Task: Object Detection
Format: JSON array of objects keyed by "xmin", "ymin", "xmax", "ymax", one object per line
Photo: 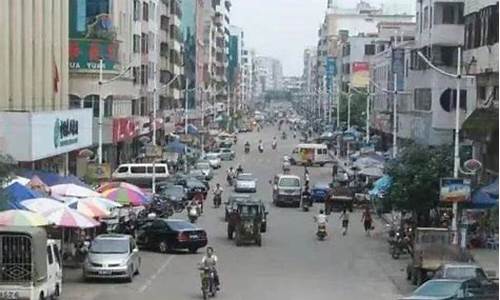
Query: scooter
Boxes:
[
  {"xmin": 316, "ymin": 224, "xmax": 327, "ymax": 240},
  {"xmin": 244, "ymin": 145, "xmax": 250, "ymax": 154},
  {"xmin": 188, "ymin": 205, "xmax": 199, "ymax": 223},
  {"xmin": 301, "ymin": 194, "xmax": 312, "ymax": 212}
]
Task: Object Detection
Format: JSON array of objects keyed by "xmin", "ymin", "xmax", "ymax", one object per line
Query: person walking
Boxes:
[
  {"xmin": 339, "ymin": 208, "xmax": 350, "ymax": 236},
  {"xmin": 361, "ymin": 206, "xmax": 373, "ymax": 236}
]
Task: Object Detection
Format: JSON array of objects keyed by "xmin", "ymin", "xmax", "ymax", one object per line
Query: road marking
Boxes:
[{"xmin": 138, "ymin": 255, "xmax": 175, "ymax": 293}]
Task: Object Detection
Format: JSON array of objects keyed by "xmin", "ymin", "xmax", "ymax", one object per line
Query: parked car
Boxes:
[
  {"xmin": 234, "ymin": 173, "xmax": 257, "ymax": 193},
  {"xmin": 203, "ymin": 153, "xmax": 222, "ymax": 169},
  {"xmin": 218, "ymin": 148, "xmax": 235, "ymax": 161},
  {"xmin": 195, "ymin": 161, "xmax": 214, "ymax": 180},
  {"xmin": 310, "ymin": 182, "xmax": 331, "ymax": 202},
  {"xmin": 161, "ymin": 175, "xmax": 208, "ymax": 199},
  {"xmin": 83, "ymin": 234, "xmax": 141, "ymax": 282},
  {"xmin": 136, "ymin": 219, "xmax": 207, "ymax": 253},
  {"xmin": 433, "ymin": 263, "xmax": 498, "ymax": 289},
  {"xmin": 399, "ymin": 278, "xmax": 498, "ymax": 300}
]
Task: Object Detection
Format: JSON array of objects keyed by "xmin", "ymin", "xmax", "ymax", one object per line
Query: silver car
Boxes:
[
  {"xmin": 234, "ymin": 173, "xmax": 257, "ymax": 193},
  {"xmin": 83, "ymin": 234, "xmax": 141, "ymax": 282},
  {"xmin": 218, "ymin": 148, "xmax": 235, "ymax": 161},
  {"xmin": 203, "ymin": 153, "xmax": 222, "ymax": 169},
  {"xmin": 195, "ymin": 161, "xmax": 214, "ymax": 180}
]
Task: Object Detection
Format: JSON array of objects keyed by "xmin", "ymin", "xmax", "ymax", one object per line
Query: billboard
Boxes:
[
  {"xmin": 440, "ymin": 178, "xmax": 472, "ymax": 203},
  {"xmin": 69, "ymin": 39, "xmax": 119, "ymax": 71},
  {"xmin": 325, "ymin": 57, "xmax": 337, "ymax": 93},
  {"xmin": 392, "ymin": 48, "xmax": 405, "ymax": 91},
  {"xmin": 351, "ymin": 62, "xmax": 369, "ymax": 88}
]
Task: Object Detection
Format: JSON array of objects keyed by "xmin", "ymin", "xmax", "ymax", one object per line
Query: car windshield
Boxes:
[
  {"xmin": 239, "ymin": 205, "xmax": 259, "ymax": 217},
  {"xmin": 166, "ymin": 220, "xmax": 197, "ymax": 231},
  {"xmin": 197, "ymin": 163, "xmax": 210, "ymax": 169},
  {"xmin": 206, "ymin": 154, "xmax": 218, "ymax": 159},
  {"xmin": 163, "ymin": 186, "xmax": 184, "ymax": 196},
  {"xmin": 279, "ymin": 177, "xmax": 300, "ymax": 187},
  {"xmin": 90, "ymin": 239, "xmax": 129, "ymax": 254},
  {"xmin": 446, "ymin": 267, "xmax": 483, "ymax": 279},
  {"xmin": 238, "ymin": 174, "xmax": 254, "ymax": 181},
  {"xmin": 413, "ymin": 281, "xmax": 462, "ymax": 297}
]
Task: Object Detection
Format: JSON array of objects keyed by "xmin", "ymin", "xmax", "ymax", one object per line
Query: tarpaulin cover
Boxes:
[
  {"xmin": 369, "ymin": 175, "xmax": 393, "ymax": 198},
  {"xmin": 18, "ymin": 170, "xmax": 88, "ymax": 187},
  {"xmin": 2, "ymin": 182, "xmax": 43, "ymax": 210},
  {"xmin": 471, "ymin": 178, "xmax": 498, "ymax": 209}
]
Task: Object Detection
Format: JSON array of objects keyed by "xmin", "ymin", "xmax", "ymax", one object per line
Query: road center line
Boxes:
[{"xmin": 138, "ymin": 255, "xmax": 175, "ymax": 293}]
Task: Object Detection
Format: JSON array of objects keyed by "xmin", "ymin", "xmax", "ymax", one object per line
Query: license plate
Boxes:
[
  {"xmin": 190, "ymin": 234, "xmax": 198, "ymax": 239},
  {"xmin": 0, "ymin": 291, "xmax": 18, "ymax": 300},
  {"xmin": 98, "ymin": 270, "xmax": 112, "ymax": 275}
]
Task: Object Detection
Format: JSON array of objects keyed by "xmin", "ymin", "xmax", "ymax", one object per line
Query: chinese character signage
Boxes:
[
  {"xmin": 325, "ymin": 57, "xmax": 336, "ymax": 92},
  {"xmin": 351, "ymin": 62, "xmax": 369, "ymax": 88},
  {"xmin": 69, "ymin": 39, "xmax": 119, "ymax": 71},
  {"xmin": 392, "ymin": 48, "xmax": 405, "ymax": 91}
]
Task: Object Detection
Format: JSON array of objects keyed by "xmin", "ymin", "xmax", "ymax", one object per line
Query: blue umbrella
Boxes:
[
  {"xmin": 2, "ymin": 182, "xmax": 43, "ymax": 210},
  {"xmin": 187, "ymin": 124, "xmax": 198, "ymax": 134},
  {"xmin": 471, "ymin": 178, "xmax": 498, "ymax": 209},
  {"xmin": 18, "ymin": 170, "xmax": 88, "ymax": 187},
  {"xmin": 369, "ymin": 175, "xmax": 393, "ymax": 199},
  {"xmin": 166, "ymin": 141, "xmax": 186, "ymax": 154}
]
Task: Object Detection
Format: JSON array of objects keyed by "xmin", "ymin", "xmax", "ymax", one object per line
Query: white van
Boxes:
[
  {"xmin": 0, "ymin": 227, "xmax": 62, "ymax": 300},
  {"xmin": 290, "ymin": 143, "xmax": 330, "ymax": 166},
  {"xmin": 112, "ymin": 163, "xmax": 170, "ymax": 188}
]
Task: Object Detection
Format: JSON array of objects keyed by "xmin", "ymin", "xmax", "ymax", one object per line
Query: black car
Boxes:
[
  {"xmin": 136, "ymin": 219, "xmax": 208, "ymax": 253},
  {"xmin": 158, "ymin": 184, "xmax": 188, "ymax": 212},
  {"xmin": 162, "ymin": 175, "xmax": 208, "ymax": 199}
]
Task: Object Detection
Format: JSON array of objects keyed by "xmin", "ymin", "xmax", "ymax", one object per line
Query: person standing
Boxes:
[
  {"xmin": 361, "ymin": 206, "xmax": 373, "ymax": 236},
  {"xmin": 339, "ymin": 208, "xmax": 350, "ymax": 236}
]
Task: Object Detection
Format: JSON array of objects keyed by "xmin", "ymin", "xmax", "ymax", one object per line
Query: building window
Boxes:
[
  {"xmin": 423, "ymin": 6, "xmax": 429, "ymax": 28},
  {"xmin": 430, "ymin": 7, "xmax": 433, "ymax": 28},
  {"xmin": 440, "ymin": 89, "xmax": 467, "ymax": 112},
  {"xmin": 133, "ymin": 0, "xmax": 140, "ymax": 21},
  {"xmin": 69, "ymin": 95, "xmax": 82, "ymax": 109},
  {"xmin": 132, "ymin": 67, "xmax": 139, "ymax": 84},
  {"xmin": 160, "ymin": 42, "xmax": 169, "ymax": 57},
  {"xmin": 417, "ymin": 12, "xmax": 421, "ymax": 33},
  {"xmin": 414, "ymin": 88, "xmax": 432, "ymax": 111},
  {"xmin": 150, "ymin": 2, "xmax": 155, "ymax": 22},
  {"xmin": 161, "ymin": 15, "xmax": 169, "ymax": 31},
  {"xmin": 140, "ymin": 97, "xmax": 147, "ymax": 116},
  {"xmin": 84, "ymin": 95, "xmax": 100, "ymax": 117},
  {"xmin": 141, "ymin": 33, "xmax": 148, "ymax": 54},
  {"xmin": 149, "ymin": 32, "xmax": 155, "ymax": 51},
  {"xmin": 143, "ymin": 2, "xmax": 149, "ymax": 21},
  {"xmin": 104, "ymin": 96, "xmax": 113, "ymax": 117},
  {"xmin": 364, "ymin": 44, "xmax": 375, "ymax": 55},
  {"xmin": 132, "ymin": 99, "xmax": 138, "ymax": 115},
  {"xmin": 133, "ymin": 34, "xmax": 140, "ymax": 53}
]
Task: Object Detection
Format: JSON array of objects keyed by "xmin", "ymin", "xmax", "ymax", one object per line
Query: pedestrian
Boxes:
[
  {"xmin": 339, "ymin": 208, "xmax": 350, "ymax": 236},
  {"xmin": 361, "ymin": 206, "xmax": 373, "ymax": 236}
]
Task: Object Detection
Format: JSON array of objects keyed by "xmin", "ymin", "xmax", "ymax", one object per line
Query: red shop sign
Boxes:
[{"xmin": 113, "ymin": 118, "xmax": 138, "ymax": 143}]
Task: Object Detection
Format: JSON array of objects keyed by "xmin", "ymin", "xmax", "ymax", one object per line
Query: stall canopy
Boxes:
[
  {"xmin": 166, "ymin": 140, "xmax": 186, "ymax": 154},
  {"xmin": 2, "ymin": 182, "xmax": 43, "ymax": 210},
  {"xmin": 471, "ymin": 178, "xmax": 498, "ymax": 209},
  {"xmin": 18, "ymin": 170, "xmax": 88, "ymax": 187},
  {"xmin": 187, "ymin": 124, "xmax": 198, "ymax": 134},
  {"xmin": 368, "ymin": 175, "xmax": 393, "ymax": 198}
]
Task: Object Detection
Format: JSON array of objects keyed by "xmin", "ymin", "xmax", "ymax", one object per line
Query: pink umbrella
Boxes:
[
  {"xmin": 43, "ymin": 207, "xmax": 99, "ymax": 228},
  {"xmin": 51, "ymin": 184, "xmax": 100, "ymax": 198},
  {"xmin": 20, "ymin": 198, "xmax": 65, "ymax": 214},
  {"xmin": 101, "ymin": 187, "xmax": 149, "ymax": 206},
  {"xmin": 96, "ymin": 182, "xmax": 145, "ymax": 196},
  {"xmin": 66, "ymin": 199, "xmax": 110, "ymax": 218}
]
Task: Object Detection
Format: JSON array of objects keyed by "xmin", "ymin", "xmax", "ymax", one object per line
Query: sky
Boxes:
[{"xmin": 231, "ymin": 0, "xmax": 416, "ymax": 77}]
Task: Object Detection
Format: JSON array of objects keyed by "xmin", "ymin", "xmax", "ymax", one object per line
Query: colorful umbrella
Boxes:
[
  {"xmin": 20, "ymin": 198, "xmax": 65, "ymax": 214},
  {"xmin": 50, "ymin": 184, "xmax": 100, "ymax": 198},
  {"xmin": 66, "ymin": 199, "xmax": 110, "ymax": 218},
  {"xmin": 101, "ymin": 187, "xmax": 149, "ymax": 206},
  {"xmin": 82, "ymin": 197, "xmax": 123, "ymax": 209},
  {"xmin": 96, "ymin": 182, "xmax": 145, "ymax": 196},
  {"xmin": 0, "ymin": 210, "xmax": 50, "ymax": 226},
  {"xmin": 43, "ymin": 207, "xmax": 99, "ymax": 228}
]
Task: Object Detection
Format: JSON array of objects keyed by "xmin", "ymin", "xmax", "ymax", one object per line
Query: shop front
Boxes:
[{"xmin": 0, "ymin": 109, "xmax": 93, "ymax": 175}]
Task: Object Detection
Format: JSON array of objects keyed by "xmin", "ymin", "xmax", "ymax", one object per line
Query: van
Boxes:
[
  {"xmin": 290, "ymin": 143, "xmax": 330, "ymax": 166},
  {"xmin": 272, "ymin": 174, "xmax": 302, "ymax": 207},
  {"xmin": 0, "ymin": 227, "xmax": 62, "ymax": 300},
  {"xmin": 112, "ymin": 163, "xmax": 170, "ymax": 188}
]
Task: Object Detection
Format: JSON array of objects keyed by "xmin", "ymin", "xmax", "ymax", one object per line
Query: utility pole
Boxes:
[
  {"xmin": 97, "ymin": 58, "xmax": 104, "ymax": 165},
  {"xmin": 366, "ymin": 86, "xmax": 371, "ymax": 143},
  {"xmin": 152, "ymin": 74, "xmax": 158, "ymax": 194},
  {"xmin": 184, "ymin": 77, "xmax": 189, "ymax": 173},
  {"xmin": 392, "ymin": 73, "xmax": 398, "ymax": 159}
]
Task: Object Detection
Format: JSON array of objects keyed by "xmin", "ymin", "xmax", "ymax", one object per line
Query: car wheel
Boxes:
[
  {"xmin": 126, "ymin": 266, "xmax": 133, "ymax": 283},
  {"xmin": 158, "ymin": 241, "xmax": 169, "ymax": 253}
]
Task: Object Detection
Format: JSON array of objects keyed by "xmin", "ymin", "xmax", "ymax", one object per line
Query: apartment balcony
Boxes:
[
  {"xmin": 418, "ymin": 24, "xmax": 464, "ymax": 47},
  {"xmin": 214, "ymin": 12, "xmax": 223, "ymax": 26}
]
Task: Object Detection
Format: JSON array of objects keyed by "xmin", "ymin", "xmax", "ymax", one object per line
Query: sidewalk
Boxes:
[{"xmin": 472, "ymin": 248, "xmax": 499, "ymax": 276}]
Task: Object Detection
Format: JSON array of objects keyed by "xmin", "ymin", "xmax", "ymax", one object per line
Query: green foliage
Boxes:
[
  {"xmin": 385, "ymin": 143, "xmax": 454, "ymax": 214},
  {"xmin": 0, "ymin": 154, "xmax": 14, "ymax": 187},
  {"xmin": 338, "ymin": 93, "xmax": 367, "ymax": 129}
]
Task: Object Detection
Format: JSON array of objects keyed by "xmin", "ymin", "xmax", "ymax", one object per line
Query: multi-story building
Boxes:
[
  {"xmin": 213, "ymin": 0, "xmax": 231, "ymax": 103},
  {"xmin": 405, "ymin": 0, "xmax": 476, "ymax": 146},
  {"xmin": 462, "ymin": 0, "xmax": 499, "ymax": 179},
  {"xmin": 0, "ymin": 1, "xmax": 93, "ymax": 175},
  {"xmin": 254, "ymin": 57, "xmax": 284, "ymax": 98},
  {"xmin": 282, "ymin": 77, "xmax": 305, "ymax": 93},
  {"xmin": 240, "ymin": 47, "xmax": 253, "ymax": 107}
]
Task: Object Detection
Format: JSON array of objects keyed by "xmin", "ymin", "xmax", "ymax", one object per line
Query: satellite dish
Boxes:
[{"xmin": 463, "ymin": 159, "xmax": 482, "ymax": 173}]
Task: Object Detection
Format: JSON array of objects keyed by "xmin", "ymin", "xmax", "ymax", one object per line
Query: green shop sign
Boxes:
[
  {"xmin": 69, "ymin": 39, "xmax": 119, "ymax": 71},
  {"xmin": 54, "ymin": 118, "xmax": 79, "ymax": 148}
]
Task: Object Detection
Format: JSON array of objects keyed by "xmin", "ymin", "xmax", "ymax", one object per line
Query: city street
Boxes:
[{"xmin": 64, "ymin": 126, "xmax": 413, "ymax": 300}]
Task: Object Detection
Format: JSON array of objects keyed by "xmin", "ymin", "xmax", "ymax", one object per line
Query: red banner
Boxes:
[{"xmin": 112, "ymin": 118, "xmax": 138, "ymax": 143}]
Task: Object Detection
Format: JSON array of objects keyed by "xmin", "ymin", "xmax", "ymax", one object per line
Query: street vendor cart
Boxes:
[{"xmin": 325, "ymin": 185, "xmax": 353, "ymax": 214}]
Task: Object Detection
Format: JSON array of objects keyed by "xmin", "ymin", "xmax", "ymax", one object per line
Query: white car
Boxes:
[
  {"xmin": 203, "ymin": 153, "xmax": 222, "ymax": 169},
  {"xmin": 234, "ymin": 173, "xmax": 257, "ymax": 193}
]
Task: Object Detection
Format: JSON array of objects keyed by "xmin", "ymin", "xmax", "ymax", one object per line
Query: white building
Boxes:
[
  {"xmin": 254, "ymin": 57, "xmax": 284, "ymax": 98},
  {"xmin": 0, "ymin": 1, "xmax": 94, "ymax": 175},
  {"xmin": 461, "ymin": 0, "xmax": 498, "ymax": 177}
]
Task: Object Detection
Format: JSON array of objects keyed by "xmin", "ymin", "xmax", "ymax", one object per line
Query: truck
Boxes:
[
  {"xmin": 406, "ymin": 227, "xmax": 473, "ymax": 286},
  {"xmin": 0, "ymin": 226, "xmax": 62, "ymax": 300}
]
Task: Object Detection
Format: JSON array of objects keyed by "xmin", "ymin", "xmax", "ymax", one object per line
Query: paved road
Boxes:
[{"xmin": 63, "ymin": 125, "xmax": 413, "ymax": 300}]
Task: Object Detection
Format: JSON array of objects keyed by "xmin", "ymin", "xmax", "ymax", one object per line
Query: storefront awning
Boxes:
[
  {"xmin": 471, "ymin": 178, "xmax": 498, "ymax": 209},
  {"xmin": 462, "ymin": 108, "xmax": 498, "ymax": 136}
]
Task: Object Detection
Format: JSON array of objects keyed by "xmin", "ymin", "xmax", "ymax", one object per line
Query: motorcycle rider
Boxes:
[
  {"xmin": 272, "ymin": 137, "xmax": 277, "ymax": 149},
  {"xmin": 244, "ymin": 141, "xmax": 250, "ymax": 153},
  {"xmin": 258, "ymin": 140, "xmax": 264, "ymax": 152},
  {"xmin": 200, "ymin": 247, "xmax": 220, "ymax": 290},
  {"xmin": 314, "ymin": 209, "xmax": 328, "ymax": 236},
  {"xmin": 227, "ymin": 167, "xmax": 235, "ymax": 185},
  {"xmin": 236, "ymin": 164, "xmax": 244, "ymax": 176},
  {"xmin": 213, "ymin": 183, "xmax": 223, "ymax": 207}
]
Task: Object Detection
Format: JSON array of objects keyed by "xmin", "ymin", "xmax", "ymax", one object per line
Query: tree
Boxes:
[
  {"xmin": 0, "ymin": 154, "xmax": 14, "ymax": 186},
  {"xmin": 337, "ymin": 93, "xmax": 367, "ymax": 129},
  {"xmin": 385, "ymin": 143, "xmax": 453, "ymax": 223}
]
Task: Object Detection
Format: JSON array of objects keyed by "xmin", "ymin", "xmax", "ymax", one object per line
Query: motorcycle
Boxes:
[
  {"xmin": 316, "ymin": 224, "xmax": 327, "ymax": 241},
  {"xmin": 244, "ymin": 144, "xmax": 250, "ymax": 154},
  {"xmin": 188, "ymin": 205, "xmax": 199, "ymax": 223},
  {"xmin": 390, "ymin": 229, "xmax": 413, "ymax": 259},
  {"xmin": 213, "ymin": 194, "xmax": 222, "ymax": 208},
  {"xmin": 281, "ymin": 132, "xmax": 287, "ymax": 140},
  {"xmin": 301, "ymin": 194, "xmax": 312, "ymax": 212},
  {"xmin": 272, "ymin": 142, "xmax": 277, "ymax": 150},
  {"xmin": 199, "ymin": 266, "xmax": 217, "ymax": 299},
  {"xmin": 258, "ymin": 145, "xmax": 264, "ymax": 153}
]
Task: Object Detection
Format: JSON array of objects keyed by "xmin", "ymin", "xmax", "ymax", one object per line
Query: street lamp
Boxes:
[{"xmin": 417, "ymin": 48, "xmax": 475, "ymax": 244}]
